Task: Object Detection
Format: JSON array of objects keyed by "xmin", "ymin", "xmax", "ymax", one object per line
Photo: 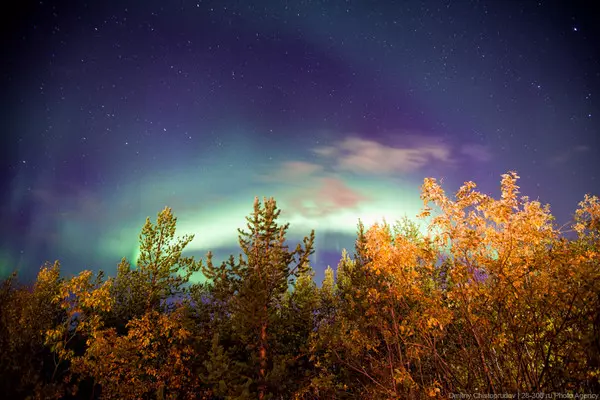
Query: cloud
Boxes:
[
  {"xmin": 258, "ymin": 161, "xmax": 324, "ymax": 182},
  {"xmin": 285, "ymin": 177, "xmax": 369, "ymax": 219},
  {"xmin": 313, "ymin": 146, "xmax": 337, "ymax": 157},
  {"xmin": 460, "ymin": 143, "xmax": 492, "ymax": 162},
  {"xmin": 281, "ymin": 161, "xmax": 323, "ymax": 177},
  {"xmin": 318, "ymin": 177, "xmax": 366, "ymax": 209},
  {"xmin": 550, "ymin": 145, "xmax": 590, "ymax": 165},
  {"xmin": 314, "ymin": 137, "xmax": 452, "ymax": 175}
]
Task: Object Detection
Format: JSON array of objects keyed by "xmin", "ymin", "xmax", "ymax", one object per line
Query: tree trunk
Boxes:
[{"xmin": 258, "ymin": 306, "xmax": 268, "ymax": 400}]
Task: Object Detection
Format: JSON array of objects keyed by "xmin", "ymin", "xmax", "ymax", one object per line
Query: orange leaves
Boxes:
[
  {"xmin": 37, "ymin": 268, "xmax": 118, "ymax": 399},
  {"xmin": 413, "ymin": 172, "xmax": 600, "ymax": 393},
  {"xmin": 53, "ymin": 270, "xmax": 113, "ymax": 329},
  {"xmin": 420, "ymin": 171, "xmax": 558, "ymax": 300},
  {"xmin": 574, "ymin": 194, "xmax": 600, "ymax": 239},
  {"xmin": 35, "ymin": 261, "xmax": 61, "ymax": 291},
  {"xmin": 328, "ymin": 172, "xmax": 600, "ymax": 396},
  {"xmin": 500, "ymin": 171, "xmax": 520, "ymax": 208},
  {"xmin": 427, "ymin": 385, "xmax": 441, "ymax": 397},
  {"xmin": 5, "ymin": 174, "xmax": 600, "ymax": 398},
  {"xmin": 79, "ymin": 309, "xmax": 201, "ymax": 399},
  {"xmin": 364, "ymin": 223, "xmax": 424, "ymax": 300},
  {"xmin": 426, "ymin": 317, "xmax": 441, "ymax": 330},
  {"xmin": 333, "ymin": 219, "xmax": 452, "ymax": 396}
]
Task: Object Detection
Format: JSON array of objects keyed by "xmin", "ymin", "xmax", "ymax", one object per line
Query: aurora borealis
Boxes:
[{"xmin": 1, "ymin": 0, "xmax": 598, "ymax": 283}]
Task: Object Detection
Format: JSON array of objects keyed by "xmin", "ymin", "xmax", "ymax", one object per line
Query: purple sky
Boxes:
[{"xmin": 1, "ymin": 0, "xmax": 598, "ymax": 283}]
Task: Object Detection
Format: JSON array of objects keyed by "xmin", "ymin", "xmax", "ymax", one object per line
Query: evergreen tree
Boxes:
[
  {"xmin": 202, "ymin": 196, "xmax": 315, "ymax": 399},
  {"xmin": 274, "ymin": 264, "xmax": 320, "ymax": 397},
  {"xmin": 108, "ymin": 207, "xmax": 202, "ymax": 330}
]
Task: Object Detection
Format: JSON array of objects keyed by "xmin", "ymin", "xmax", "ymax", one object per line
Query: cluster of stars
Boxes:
[{"xmin": 1, "ymin": 0, "xmax": 597, "ymax": 279}]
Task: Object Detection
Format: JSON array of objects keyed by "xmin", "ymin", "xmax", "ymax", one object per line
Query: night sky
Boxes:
[{"xmin": 2, "ymin": 0, "xmax": 598, "ymax": 283}]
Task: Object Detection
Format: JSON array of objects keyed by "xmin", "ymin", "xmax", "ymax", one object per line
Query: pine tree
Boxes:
[
  {"xmin": 136, "ymin": 206, "xmax": 201, "ymax": 310},
  {"xmin": 275, "ymin": 264, "xmax": 320, "ymax": 397},
  {"xmin": 202, "ymin": 196, "xmax": 315, "ymax": 399},
  {"xmin": 109, "ymin": 207, "xmax": 202, "ymax": 329},
  {"xmin": 237, "ymin": 197, "xmax": 314, "ymax": 399}
]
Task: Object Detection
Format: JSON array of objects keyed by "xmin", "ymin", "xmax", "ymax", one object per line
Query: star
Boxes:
[{"xmin": 1, "ymin": 0, "xmax": 598, "ymax": 286}]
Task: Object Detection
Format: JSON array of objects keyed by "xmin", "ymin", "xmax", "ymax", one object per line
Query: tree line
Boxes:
[{"xmin": 1, "ymin": 172, "xmax": 599, "ymax": 399}]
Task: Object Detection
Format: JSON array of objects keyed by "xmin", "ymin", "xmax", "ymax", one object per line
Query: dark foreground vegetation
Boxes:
[{"xmin": 1, "ymin": 172, "xmax": 599, "ymax": 399}]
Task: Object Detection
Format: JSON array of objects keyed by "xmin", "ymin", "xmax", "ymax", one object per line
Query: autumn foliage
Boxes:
[{"xmin": 1, "ymin": 173, "xmax": 599, "ymax": 399}]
